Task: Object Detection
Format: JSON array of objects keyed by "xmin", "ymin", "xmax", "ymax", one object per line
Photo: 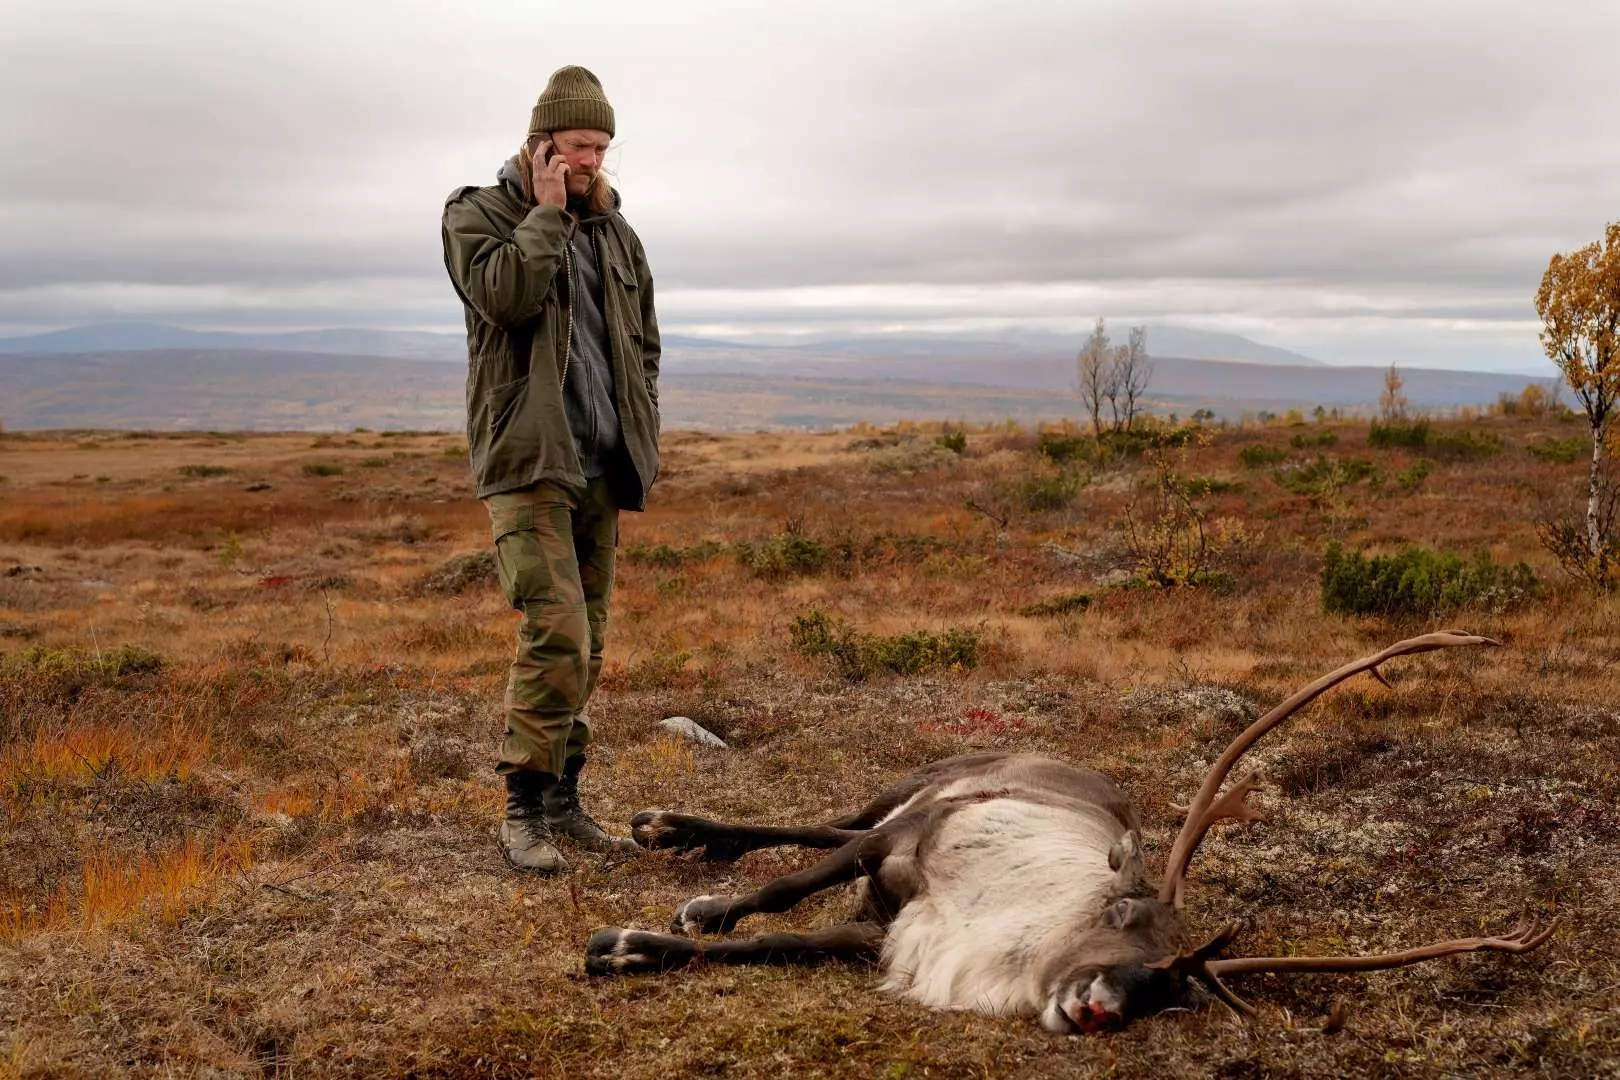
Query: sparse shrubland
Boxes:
[{"xmin": 0, "ymin": 420, "xmax": 1615, "ymax": 1077}]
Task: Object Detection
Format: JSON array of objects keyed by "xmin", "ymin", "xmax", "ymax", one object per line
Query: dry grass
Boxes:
[{"xmin": 0, "ymin": 419, "xmax": 1616, "ymax": 1077}]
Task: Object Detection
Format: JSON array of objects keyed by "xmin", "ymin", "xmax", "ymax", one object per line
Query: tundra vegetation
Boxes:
[{"xmin": 0, "ymin": 415, "xmax": 1617, "ymax": 1078}]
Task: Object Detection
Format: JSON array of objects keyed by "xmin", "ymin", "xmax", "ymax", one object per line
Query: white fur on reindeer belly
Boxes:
[{"xmin": 877, "ymin": 798, "xmax": 1120, "ymax": 1016}]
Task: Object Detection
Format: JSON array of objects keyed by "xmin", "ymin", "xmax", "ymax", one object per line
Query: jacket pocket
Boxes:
[
  {"xmin": 487, "ymin": 376, "xmax": 528, "ymax": 438},
  {"xmin": 610, "ymin": 261, "xmax": 643, "ymax": 340}
]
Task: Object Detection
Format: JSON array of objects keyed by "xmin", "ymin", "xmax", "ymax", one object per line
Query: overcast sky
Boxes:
[{"xmin": 2, "ymin": 0, "xmax": 1615, "ymax": 372}]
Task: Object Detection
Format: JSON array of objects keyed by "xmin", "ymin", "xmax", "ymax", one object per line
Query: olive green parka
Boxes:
[{"xmin": 441, "ymin": 173, "xmax": 661, "ymax": 507}]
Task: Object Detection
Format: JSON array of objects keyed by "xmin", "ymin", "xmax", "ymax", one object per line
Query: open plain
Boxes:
[{"xmin": 1, "ymin": 416, "xmax": 1616, "ymax": 1078}]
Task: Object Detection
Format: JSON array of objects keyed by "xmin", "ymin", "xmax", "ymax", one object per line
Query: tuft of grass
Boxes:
[
  {"xmin": 176, "ymin": 464, "xmax": 231, "ymax": 478},
  {"xmin": 302, "ymin": 462, "xmax": 345, "ymax": 477},
  {"xmin": 2, "ymin": 837, "xmax": 252, "ymax": 943}
]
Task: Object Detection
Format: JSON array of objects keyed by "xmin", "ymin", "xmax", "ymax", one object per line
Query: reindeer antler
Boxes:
[
  {"xmin": 1146, "ymin": 923, "xmax": 1256, "ymax": 1016},
  {"xmin": 1157, "ymin": 631, "xmax": 1499, "ymax": 908},
  {"xmin": 1206, "ymin": 919, "xmax": 1557, "ymax": 979},
  {"xmin": 1152, "ymin": 919, "xmax": 1556, "ymax": 1019}
]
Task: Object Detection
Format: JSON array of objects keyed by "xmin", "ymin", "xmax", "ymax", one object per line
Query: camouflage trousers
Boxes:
[{"xmin": 484, "ymin": 477, "xmax": 617, "ymax": 777}]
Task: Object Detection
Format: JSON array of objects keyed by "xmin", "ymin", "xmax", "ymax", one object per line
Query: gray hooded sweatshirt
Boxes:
[{"xmin": 497, "ymin": 157, "xmax": 623, "ymax": 480}]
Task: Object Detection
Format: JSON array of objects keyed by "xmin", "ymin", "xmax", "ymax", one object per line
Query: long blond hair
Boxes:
[{"xmin": 519, "ymin": 131, "xmax": 616, "ymax": 215}]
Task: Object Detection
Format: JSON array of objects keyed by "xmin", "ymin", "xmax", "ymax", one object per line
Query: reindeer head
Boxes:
[
  {"xmin": 1051, "ymin": 632, "xmax": 1555, "ymax": 1033},
  {"xmin": 1037, "ymin": 894, "xmax": 1193, "ymax": 1033}
]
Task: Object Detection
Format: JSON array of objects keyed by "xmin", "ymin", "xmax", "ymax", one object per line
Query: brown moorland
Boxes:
[{"xmin": 0, "ymin": 416, "xmax": 1615, "ymax": 1078}]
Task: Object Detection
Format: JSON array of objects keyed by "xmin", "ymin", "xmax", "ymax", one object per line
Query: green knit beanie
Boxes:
[{"xmin": 528, "ymin": 65, "xmax": 615, "ymax": 138}]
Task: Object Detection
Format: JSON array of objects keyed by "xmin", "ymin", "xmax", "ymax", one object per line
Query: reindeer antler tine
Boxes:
[
  {"xmin": 1201, "ymin": 971, "xmax": 1257, "ymax": 1018},
  {"xmin": 1157, "ymin": 633, "xmax": 1498, "ymax": 907},
  {"xmin": 1367, "ymin": 665, "xmax": 1393, "ymax": 689}
]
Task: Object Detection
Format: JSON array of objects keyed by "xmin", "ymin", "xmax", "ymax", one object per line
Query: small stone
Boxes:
[{"xmin": 659, "ymin": 717, "xmax": 727, "ymax": 748}]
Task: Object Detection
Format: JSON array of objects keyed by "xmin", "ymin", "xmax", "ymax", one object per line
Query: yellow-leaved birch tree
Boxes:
[{"xmin": 1536, "ymin": 223, "xmax": 1620, "ymax": 569}]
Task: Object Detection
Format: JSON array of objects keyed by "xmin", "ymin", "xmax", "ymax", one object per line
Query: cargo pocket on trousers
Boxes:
[{"xmin": 490, "ymin": 504, "xmax": 541, "ymax": 612}]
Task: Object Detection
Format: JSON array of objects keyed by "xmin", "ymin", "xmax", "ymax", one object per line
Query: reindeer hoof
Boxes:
[
  {"xmin": 630, "ymin": 811, "xmax": 746, "ymax": 861},
  {"xmin": 584, "ymin": 928, "xmax": 697, "ymax": 976},
  {"xmin": 672, "ymin": 894, "xmax": 739, "ymax": 936}
]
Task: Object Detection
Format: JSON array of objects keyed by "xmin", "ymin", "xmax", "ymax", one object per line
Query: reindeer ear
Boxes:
[{"xmin": 1108, "ymin": 832, "xmax": 1143, "ymax": 877}]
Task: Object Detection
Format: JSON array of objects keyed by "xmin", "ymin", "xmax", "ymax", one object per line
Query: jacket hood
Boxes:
[{"xmin": 497, "ymin": 155, "xmax": 620, "ymax": 224}]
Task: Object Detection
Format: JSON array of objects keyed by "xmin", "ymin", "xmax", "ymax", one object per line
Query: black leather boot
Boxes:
[
  {"xmin": 543, "ymin": 755, "xmax": 632, "ymax": 852},
  {"xmin": 499, "ymin": 770, "xmax": 568, "ymax": 873}
]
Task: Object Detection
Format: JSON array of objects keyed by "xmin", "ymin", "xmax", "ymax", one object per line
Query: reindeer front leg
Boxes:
[{"xmin": 672, "ymin": 828, "xmax": 896, "ymax": 935}]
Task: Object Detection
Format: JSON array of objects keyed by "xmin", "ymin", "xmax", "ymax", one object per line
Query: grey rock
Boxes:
[{"xmin": 659, "ymin": 717, "xmax": 727, "ymax": 749}]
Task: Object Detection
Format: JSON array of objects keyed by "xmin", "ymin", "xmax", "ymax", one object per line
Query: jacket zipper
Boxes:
[{"xmin": 560, "ymin": 224, "xmax": 575, "ymax": 388}]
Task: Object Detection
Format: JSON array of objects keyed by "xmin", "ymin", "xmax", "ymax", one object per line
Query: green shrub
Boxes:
[
  {"xmin": 1274, "ymin": 455, "xmax": 1380, "ymax": 497},
  {"xmin": 1320, "ymin": 542, "xmax": 1538, "ymax": 618},
  {"xmin": 1177, "ymin": 474, "xmax": 1244, "ymax": 495},
  {"xmin": 1368, "ymin": 421, "xmax": 1501, "ymax": 460},
  {"xmin": 1009, "ymin": 469, "xmax": 1085, "ymax": 512},
  {"xmin": 1036, "ymin": 431, "xmax": 1090, "ymax": 463},
  {"xmin": 935, "ymin": 430, "xmax": 968, "ymax": 454},
  {"xmin": 1428, "ymin": 429, "xmax": 1502, "ymax": 460},
  {"xmin": 1369, "ymin": 420, "xmax": 1432, "ymax": 449},
  {"xmin": 359, "ymin": 456, "xmax": 389, "ymax": 468},
  {"xmin": 1395, "ymin": 460, "xmax": 1432, "ymax": 492},
  {"xmin": 1019, "ymin": 592, "xmax": 1094, "ymax": 617},
  {"xmin": 736, "ymin": 527, "xmax": 827, "ymax": 578},
  {"xmin": 302, "ymin": 462, "xmax": 344, "ymax": 477},
  {"xmin": 624, "ymin": 540, "xmax": 723, "ymax": 568},
  {"xmin": 1527, "ymin": 437, "xmax": 1587, "ymax": 465},
  {"xmin": 7, "ymin": 643, "xmax": 165, "ymax": 679},
  {"xmin": 788, "ymin": 609, "xmax": 980, "ymax": 681},
  {"xmin": 1291, "ymin": 430, "xmax": 1339, "ymax": 449},
  {"xmin": 1238, "ymin": 444, "xmax": 1287, "ymax": 468},
  {"xmin": 177, "ymin": 464, "xmax": 230, "ymax": 478}
]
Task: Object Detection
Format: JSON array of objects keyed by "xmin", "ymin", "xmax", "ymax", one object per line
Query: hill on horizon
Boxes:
[
  {"xmin": 0, "ymin": 320, "xmax": 1328, "ymax": 369},
  {"xmin": 0, "ymin": 346, "xmax": 1560, "ymax": 432}
]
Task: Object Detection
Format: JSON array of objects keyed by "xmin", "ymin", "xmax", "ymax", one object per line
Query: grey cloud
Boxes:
[{"xmin": 0, "ymin": 0, "xmax": 1615, "ymax": 368}]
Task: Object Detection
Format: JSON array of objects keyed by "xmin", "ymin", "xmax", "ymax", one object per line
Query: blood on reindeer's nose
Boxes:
[{"xmin": 1067, "ymin": 1000, "xmax": 1122, "ymax": 1034}]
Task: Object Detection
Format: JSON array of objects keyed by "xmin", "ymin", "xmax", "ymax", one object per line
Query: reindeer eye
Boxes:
[{"xmin": 1105, "ymin": 898, "xmax": 1138, "ymax": 929}]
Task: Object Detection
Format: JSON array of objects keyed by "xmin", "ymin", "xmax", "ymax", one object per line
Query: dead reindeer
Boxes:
[{"xmin": 585, "ymin": 632, "xmax": 1555, "ymax": 1032}]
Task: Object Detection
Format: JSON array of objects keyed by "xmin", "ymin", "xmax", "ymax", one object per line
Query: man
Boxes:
[{"xmin": 440, "ymin": 65, "xmax": 661, "ymax": 874}]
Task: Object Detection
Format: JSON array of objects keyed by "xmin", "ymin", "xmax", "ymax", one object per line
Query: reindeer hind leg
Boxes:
[
  {"xmin": 631, "ymin": 771, "xmax": 938, "ymax": 860},
  {"xmin": 586, "ymin": 922, "xmax": 885, "ymax": 976}
]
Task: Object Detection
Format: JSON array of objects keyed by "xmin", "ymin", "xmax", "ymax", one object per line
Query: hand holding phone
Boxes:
[{"xmin": 530, "ymin": 134, "xmax": 569, "ymax": 209}]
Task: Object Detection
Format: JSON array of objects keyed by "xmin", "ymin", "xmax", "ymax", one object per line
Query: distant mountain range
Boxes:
[
  {"xmin": 0, "ymin": 322, "xmax": 469, "ymax": 362},
  {"xmin": 0, "ymin": 321, "xmax": 1324, "ymax": 368},
  {"xmin": 1, "ymin": 344, "xmax": 1559, "ymax": 432}
]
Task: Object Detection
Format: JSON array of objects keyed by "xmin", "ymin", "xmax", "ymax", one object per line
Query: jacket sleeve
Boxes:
[
  {"xmin": 632, "ymin": 235, "xmax": 661, "ymax": 406},
  {"xmin": 441, "ymin": 193, "xmax": 571, "ymax": 328}
]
